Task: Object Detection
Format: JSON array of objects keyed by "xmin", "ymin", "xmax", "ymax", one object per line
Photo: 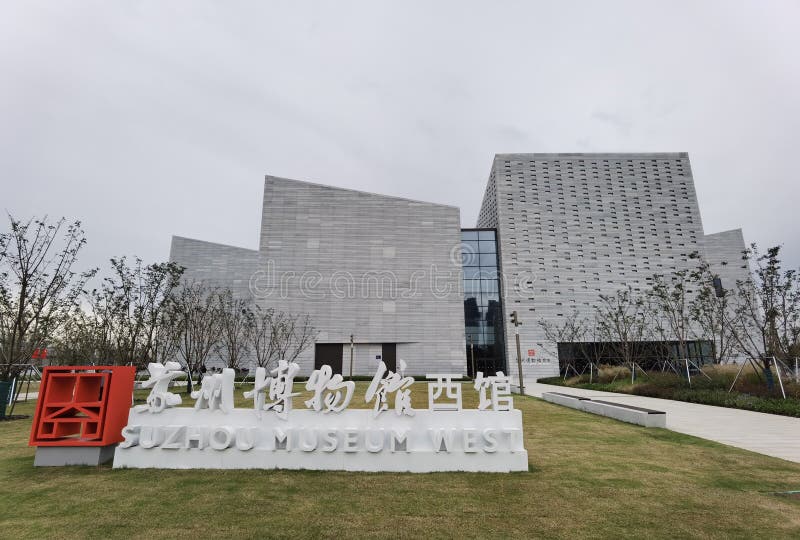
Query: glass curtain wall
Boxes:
[{"xmin": 462, "ymin": 229, "xmax": 507, "ymax": 376}]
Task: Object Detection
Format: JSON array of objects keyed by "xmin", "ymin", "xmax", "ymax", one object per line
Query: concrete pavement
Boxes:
[{"xmin": 522, "ymin": 381, "xmax": 800, "ymax": 464}]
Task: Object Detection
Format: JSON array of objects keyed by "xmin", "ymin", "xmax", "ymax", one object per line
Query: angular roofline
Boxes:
[
  {"xmin": 264, "ymin": 174, "xmax": 460, "ymax": 210},
  {"xmin": 704, "ymin": 228, "xmax": 745, "ymax": 238},
  {"xmin": 493, "ymin": 152, "xmax": 689, "ymax": 160},
  {"xmin": 170, "ymin": 235, "xmax": 259, "ymax": 254}
]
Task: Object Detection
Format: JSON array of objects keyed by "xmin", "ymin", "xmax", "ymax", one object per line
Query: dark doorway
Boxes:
[
  {"xmin": 315, "ymin": 344, "xmax": 343, "ymax": 374},
  {"xmin": 382, "ymin": 343, "xmax": 397, "ymax": 372}
]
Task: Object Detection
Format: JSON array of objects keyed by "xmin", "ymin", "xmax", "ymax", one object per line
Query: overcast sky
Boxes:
[{"xmin": 1, "ymin": 1, "xmax": 798, "ymax": 274}]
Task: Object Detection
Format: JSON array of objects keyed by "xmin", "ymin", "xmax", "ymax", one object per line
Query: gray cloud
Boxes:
[{"xmin": 1, "ymin": 0, "xmax": 798, "ymax": 272}]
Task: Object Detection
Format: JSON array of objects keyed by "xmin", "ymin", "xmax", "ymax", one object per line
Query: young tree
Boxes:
[
  {"xmin": 0, "ymin": 216, "xmax": 95, "ymax": 381},
  {"xmin": 730, "ymin": 244, "xmax": 800, "ymax": 386},
  {"xmin": 648, "ymin": 263, "xmax": 700, "ymax": 364},
  {"xmin": 214, "ymin": 289, "xmax": 254, "ymax": 371},
  {"xmin": 92, "ymin": 257, "xmax": 184, "ymax": 368},
  {"xmin": 538, "ymin": 310, "xmax": 587, "ymax": 374},
  {"xmin": 690, "ymin": 258, "xmax": 737, "ymax": 362},
  {"xmin": 150, "ymin": 296, "xmax": 182, "ymax": 366},
  {"xmin": 272, "ymin": 312, "xmax": 316, "ymax": 364},
  {"xmin": 49, "ymin": 306, "xmax": 106, "ymax": 365},
  {"xmin": 172, "ymin": 282, "xmax": 222, "ymax": 393},
  {"xmin": 250, "ymin": 304, "xmax": 278, "ymax": 369},
  {"xmin": 595, "ymin": 286, "xmax": 650, "ymax": 369}
]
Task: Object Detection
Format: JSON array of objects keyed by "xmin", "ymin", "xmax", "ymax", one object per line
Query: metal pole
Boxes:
[
  {"xmin": 688, "ymin": 359, "xmax": 712, "ymax": 381},
  {"xmin": 24, "ymin": 366, "xmax": 32, "ymax": 402},
  {"xmin": 515, "ymin": 328, "xmax": 524, "ymax": 395},
  {"xmin": 469, "ymin": 337, "xmax": 476, "ymax": 379},
  {"xmin": 774, "ymin": 357, "xmax": 786, "ymax": 400},
  {"xmin": 684, "ymin": 358, "xmax": 691, "ymax": 386},
  {"xmin": 728, "ymin": 359, "xmax": 747, "ymax": 393},
  {"xmin": 795, "ymin": 358, "xmax": 798, "ymax": 384},
  {"xmin": 349, "ymin": 334, "xmax": 354, "ymax": 379}
]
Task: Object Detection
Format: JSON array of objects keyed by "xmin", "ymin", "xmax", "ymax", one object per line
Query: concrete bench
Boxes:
[
  {"xmin": 542, "ymin": 392, "xmax": 591, "ymax": 411},
  {"xmin": 582, "ymin": 399, "xmax": 666, "ymax": 428},
  {"xmin": 541, "ymin": 392, "xmax": 666, "ymax": 428}
]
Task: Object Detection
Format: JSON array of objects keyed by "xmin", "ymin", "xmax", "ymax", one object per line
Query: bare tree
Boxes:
[
  {"xmin": 690, "ymin": 258, "xmax": 737, "ymax": 362},
  {"xmin": 595, "ymin": 286, "xmax": 650, "ymax": 369},
  {"xmin": 648, "ymin": 263, "xmax": 700, "ymax": 364},
  {"xmin": 150, "ymin": 296, "xmax": 182, "ymax": 365},
  {"xmin": 49, "ymin": 306, "xmax": 105, "ymax": 365},
  {"xmin": 730, "ymin": 244, "xmax": 800, "ymax": 386},
  {"xmin": 214, "ymin": 289, "xmax": 254, "ymax": 371},
  {"xmin": 0, "ymin": 216, "xmax": 95, "ymax": 381},
  {"xmin": 250, "ymin": 304, "xmax": 278, "ymax": 369},
  {"xmin": 538, "ymin": 310, "xmax": 587, "ymax": 374},
  {"xmin": 272, "ymin": 313, "xmax": 316, "ymax": 364},
  {"xmin": 91, "ymin": 257, "xmax": 184, "ymax": 368},
  {"xmin": 582, "ymin": 316, "xmax": 611, "ymax": 375},
  {"xmin": 172, "ymin": 282, "xmax": 222, "ymax": 393}
]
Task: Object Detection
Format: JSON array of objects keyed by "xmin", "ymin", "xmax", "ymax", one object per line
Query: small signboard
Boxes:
[{"xmin": 527, "ymin": 349, "xmax": 536, "ymax": 357}]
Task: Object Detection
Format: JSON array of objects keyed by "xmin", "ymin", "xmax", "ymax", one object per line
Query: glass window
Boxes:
[
  {"xmin": 480, "ymin": 280, "xmax": 499, "ymax": 293},
  {"xmin": 464, "ymin": 279, "xmax": 481, "ymax": 294},
  {"xmin": 464, "ymin": 304, "xmax": 480, "ymax": 324},
  {"xmin": 461, "ymin": 240, "xmax": 480, "ymax": 255},
  {"xmin": 462, "ymin": 252, "xmax": 479, "ymax": 266},
  {"xmin": 483, "ymin": 291, "xmax": 500, "ymax": 306},
  {"xmin": 479, "ymin": 240, "xmax": 497, "ymax": 253},
  {"xmin": 463, "ymin": 267, "xmax": 482, "ymax": 279},
  {"xmin": 478, "ymin": 268, "xmax": 499, "ymax": 280},
  {"xmin": 462, "ymin": 228, "xmax": 506, "ymax": 376},
  {"xmin": 479, "ymin": 253, "xmax": 497, "ymax": 267}
]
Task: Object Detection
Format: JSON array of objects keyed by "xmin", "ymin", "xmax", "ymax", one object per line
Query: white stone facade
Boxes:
[
  {"xmin": 170, "ymin": 176, "xmax": 466, "ymax": 376},
  {"xmin": 478, "ymin": 153, "xmax": 749, "ymax": 380}
]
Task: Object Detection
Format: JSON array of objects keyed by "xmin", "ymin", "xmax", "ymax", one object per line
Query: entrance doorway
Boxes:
[
  {"xmin": 315, "ymin": 344, "xmax": 343, "ymax": 374},
  {"xmin": 381, "ymin": 343, "xmax": 396, "ymax": 372}
]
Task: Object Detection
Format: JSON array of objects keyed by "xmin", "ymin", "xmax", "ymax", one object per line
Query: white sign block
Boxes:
[{"xmin": 112, "ymin": 408, "xmax": 528, "ymax": 473}]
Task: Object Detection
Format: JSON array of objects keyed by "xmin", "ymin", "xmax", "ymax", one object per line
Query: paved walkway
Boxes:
[{"xmin": 522, "ymin": 381, "xmax": 800, "ymax": 464}]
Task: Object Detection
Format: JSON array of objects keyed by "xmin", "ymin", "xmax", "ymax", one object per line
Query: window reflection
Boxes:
[{"xmin": 461, "ymin": 229, "xmax": 506, "ymax": 376}]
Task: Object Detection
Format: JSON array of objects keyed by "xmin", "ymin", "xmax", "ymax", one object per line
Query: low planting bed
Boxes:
[{"xmin": 540, "ymin": 364, "xmax": 800, "ymax": 418}]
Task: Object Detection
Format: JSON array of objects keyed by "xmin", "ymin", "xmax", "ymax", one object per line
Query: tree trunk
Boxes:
[{"xmin": 762, "ymin": 357, "xmax": 775, "ymax": 391}]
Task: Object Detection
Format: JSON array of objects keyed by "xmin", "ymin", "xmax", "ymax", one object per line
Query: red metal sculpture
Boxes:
[{"xmin": 29, "ymin": 366, "xmax": 135, "ymax": 447}]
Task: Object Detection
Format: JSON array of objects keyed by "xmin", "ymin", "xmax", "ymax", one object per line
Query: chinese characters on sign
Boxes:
[
  {"xmin": 138, "ymin": 361, "xmax": 512, "ymax": 419},
  {"xmin": 305, "ymin": 365, "xmax": 354, "ymax": 413},
  {"xmin": 244, "ymin": 361, "xmax": 301, "ymax": 419},
  {"xmin": 474, "ymin": 372, "xmax": 512, "ymax": 412},
  {"xmin": 119, "ymin": 362, "xmax": 527, "ymax": 472},
  {"xmin": 134, "ymin": 361, "xmax": 186, "ymax": 413},
  {"xmin": 365, "ymin": 359, "xmax": 415, "ymax": 417}
]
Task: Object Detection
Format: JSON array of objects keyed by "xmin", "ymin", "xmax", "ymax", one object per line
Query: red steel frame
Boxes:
[{"xmin": 29, "ymin": 366, "xmax": 135, "ymax": 447}]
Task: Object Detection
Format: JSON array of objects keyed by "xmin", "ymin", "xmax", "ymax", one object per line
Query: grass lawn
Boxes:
[{"xmin": 1, "ymin": 383, "xmax": 800, "ymax": 539}]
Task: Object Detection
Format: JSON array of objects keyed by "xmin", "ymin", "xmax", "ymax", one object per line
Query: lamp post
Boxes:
[
  {"xmin": 510, "ymin": 311, "xmax": 524, "ymax": 395},
  {"xmin": 469, "ymin": 335, "xmax": 476, "ymax": 379},
  {"xmin": 349, "ymin": 334, "xmax": 354, "ymax": 379}
]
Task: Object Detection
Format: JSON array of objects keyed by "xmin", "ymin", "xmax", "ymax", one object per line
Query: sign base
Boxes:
[
  {"xmin": 113, "ymin": 408, "xmax": 528, "ymax": 473},
  {"xmin": 35, "ymin": 445, "xmax": 117, "ymax": 466}
]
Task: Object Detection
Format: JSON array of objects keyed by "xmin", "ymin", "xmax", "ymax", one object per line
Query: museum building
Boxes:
[{"xmin": 170, "ymin": 153, "xmax": 749, "ymax": 380}]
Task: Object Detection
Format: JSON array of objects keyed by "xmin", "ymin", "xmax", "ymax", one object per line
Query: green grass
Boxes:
[{"xmin": 2, "ymin": 383, "xmax": 800, "ymax": 539}]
